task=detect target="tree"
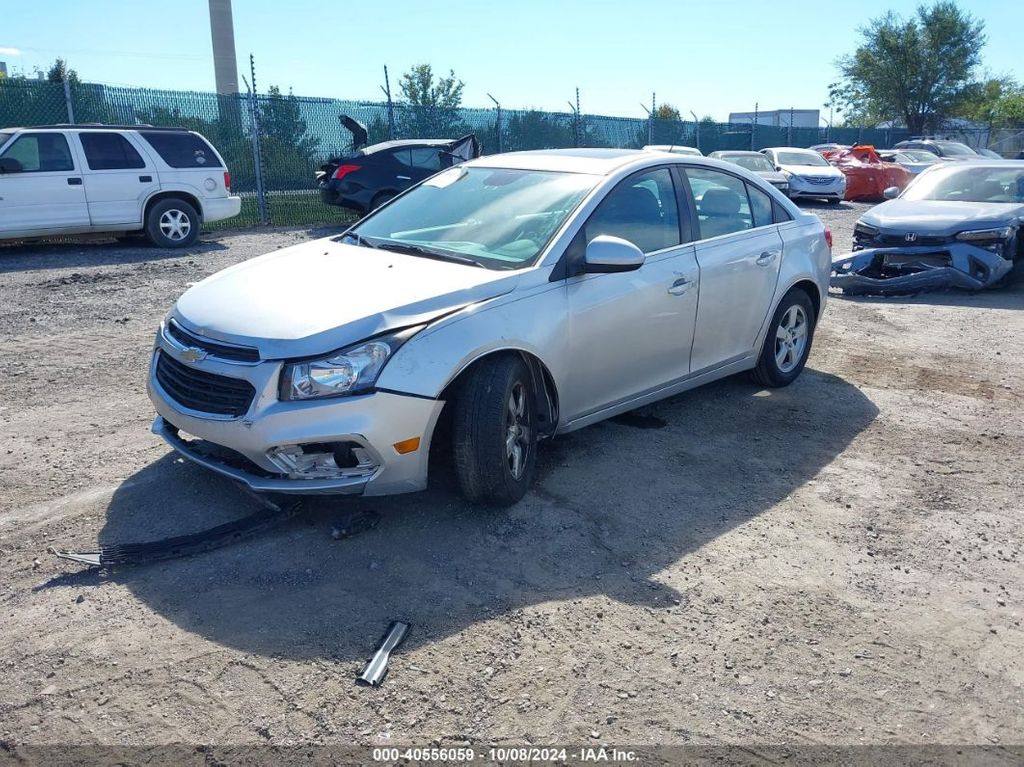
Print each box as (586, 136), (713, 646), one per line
(255, 85), (321, 188)
(503, 110), (574, 151)
(397, 64), (467, 137)
(837, 1), (985, 133)
(654, 103), (681, 121)
(959, 76), (1024, 130)
(46, 58), (80, 86)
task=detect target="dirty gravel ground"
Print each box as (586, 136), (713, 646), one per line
(0, 203), (1022, 750)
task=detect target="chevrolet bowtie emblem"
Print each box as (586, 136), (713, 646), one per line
(180, 347), (208, 363)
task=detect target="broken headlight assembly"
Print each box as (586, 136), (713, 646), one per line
(279, 326), (422, 401)
(955, 225), (1015, 255)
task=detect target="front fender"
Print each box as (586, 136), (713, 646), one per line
(375, 283), (569, 401)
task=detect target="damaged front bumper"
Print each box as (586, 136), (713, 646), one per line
(147, 336), (445, 495)
(830, 243), (1014, 295)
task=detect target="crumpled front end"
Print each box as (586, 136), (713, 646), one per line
(830, 243), (1014, 295)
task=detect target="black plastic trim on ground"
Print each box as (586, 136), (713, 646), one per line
(49, 495), (304, 568)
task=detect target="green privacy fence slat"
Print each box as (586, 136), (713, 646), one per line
(0, 77), (928, 228)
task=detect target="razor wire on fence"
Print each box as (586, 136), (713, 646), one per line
(1, 77), (1021, 228)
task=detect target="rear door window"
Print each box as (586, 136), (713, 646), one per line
(746, 183), (774, 228)
(139, 131), (222, 168)
(409, 147), (442, 171)
(79, 132), (146, 170)
(685, 167), (753, 239)
(0, 132), (75, 172)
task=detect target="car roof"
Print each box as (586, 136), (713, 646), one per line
(709, 150), (763, 156)
(470, 148), (647, 174)
(12, 124), (191, 132)
(762, 146), (820, 153)
(468, 148), (795, 177)
(362, 139), (454, 153)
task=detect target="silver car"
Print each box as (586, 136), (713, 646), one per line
(708, 150), (790, 194)
(760, 147), (847, 204)
(148, 149), (831, 505)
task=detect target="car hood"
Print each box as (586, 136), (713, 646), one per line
(780, 164), (844, 179)
(859, 199), (1024, 236)
(172, 239), (519, 359)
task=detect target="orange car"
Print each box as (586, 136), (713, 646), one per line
(819, 145), (912, 201)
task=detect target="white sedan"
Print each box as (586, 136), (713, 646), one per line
(761, 147), (846, 204)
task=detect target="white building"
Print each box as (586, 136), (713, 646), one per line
(728, 109), (820, 128)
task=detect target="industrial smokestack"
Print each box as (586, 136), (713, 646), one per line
(208, 0), (239, 94)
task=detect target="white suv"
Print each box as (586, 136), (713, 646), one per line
(0, 125), (241, 247)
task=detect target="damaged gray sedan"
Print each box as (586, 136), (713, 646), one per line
(832, 161), (1024, 295)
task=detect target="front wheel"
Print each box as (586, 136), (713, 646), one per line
(452, 356), (538, 506)
(752, 288), (816, 387)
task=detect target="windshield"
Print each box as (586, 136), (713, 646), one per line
(720, 154), (775, 172)
(901, 165), (1024, 203)
(776, 151), (829, 167)
(346, 167), (598, 269)
(935, 141), (977, 158)
(901, 150), (942, 163)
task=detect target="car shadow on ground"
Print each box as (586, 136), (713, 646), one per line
(45, 368), (877, 661)
(0, 236), (227, 273)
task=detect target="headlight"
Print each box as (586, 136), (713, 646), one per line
(955, 226), (1013, 242)
(280, 326), (421, 401)
(854, 223), (879, 238)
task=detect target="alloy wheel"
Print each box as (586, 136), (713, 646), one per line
(775, 304), (808, 373)
(504, 381), (531, 480)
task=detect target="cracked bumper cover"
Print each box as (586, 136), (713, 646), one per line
(830, 243), (1014, 295)
(148, 352), (445, 495)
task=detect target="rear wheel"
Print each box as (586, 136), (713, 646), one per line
(369, 191), (395, 212)
(145, 198), (200, 248)
(452, 356), (537, 506)
(752, 288), (816, 387)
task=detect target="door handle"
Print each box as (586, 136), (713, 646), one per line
(67, 177), (82, 186)
(756, 250), (780, 266)
(139, 175), (152, 183)
(668, 277), (692, 296)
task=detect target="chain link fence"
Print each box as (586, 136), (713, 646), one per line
(4, 77), (1019, 228)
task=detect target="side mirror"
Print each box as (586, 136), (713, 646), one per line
(0, 157), (23, 173)
(882, 186), (900, 200)
(584, 235), (645, 273)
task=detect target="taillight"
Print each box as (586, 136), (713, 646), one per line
(824, 227), (833, 251)
(333, 163), (362, 181)
(223, 171), (231, 190)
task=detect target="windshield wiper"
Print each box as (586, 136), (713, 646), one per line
(339, 232), (378, 249)
(373, 241), (486, 268)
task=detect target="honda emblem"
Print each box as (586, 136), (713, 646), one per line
(904, 232), (918, 243)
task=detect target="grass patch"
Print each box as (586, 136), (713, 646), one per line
(205, 190), (359, 231)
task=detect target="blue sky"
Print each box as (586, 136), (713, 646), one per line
(0, 0), (1017, 120)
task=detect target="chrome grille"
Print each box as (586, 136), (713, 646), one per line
(167, 320), (260, 363)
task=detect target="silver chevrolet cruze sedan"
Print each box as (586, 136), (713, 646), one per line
(148, 149), (832, 506)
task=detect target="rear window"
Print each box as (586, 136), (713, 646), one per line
(139, 131), (222, 168)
